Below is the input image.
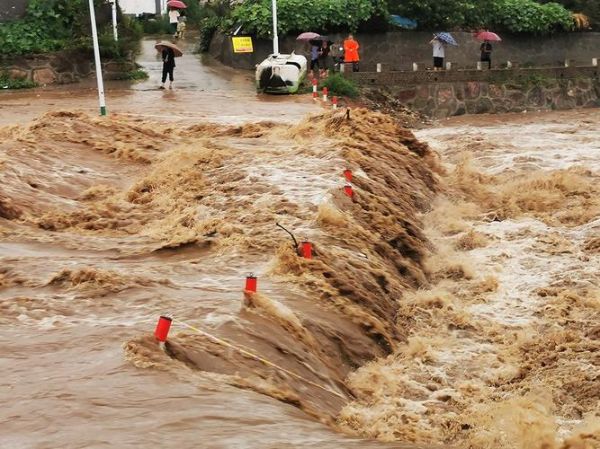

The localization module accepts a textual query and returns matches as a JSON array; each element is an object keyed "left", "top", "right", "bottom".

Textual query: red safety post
[
  {"left": 322, "top": 86, "right": 328, "bottom": 102},
  {"left": 332, "top": 96, "right": 338, "bottom": 109},
  {"left": 343, "top": 184, "right": 354, "bottom": 198},
  {"left": 245, "top": 275, "right": 257, "bottom": 293},
  {"left": 312, "top": 78, "right": 318, "bottom": 99},
  {"left": 301, "top": 241, "right": 313, "bottom": 259},
  {"left": 343, "top": 169, "right": 352, "bottom": 182},
  {"left": 154, "top": 315, "right": 172, "bottom": 342}
]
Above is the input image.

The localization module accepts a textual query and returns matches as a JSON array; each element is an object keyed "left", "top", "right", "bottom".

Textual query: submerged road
[{"left": 0, "top": 37, "right": 317, "bottom": 126}]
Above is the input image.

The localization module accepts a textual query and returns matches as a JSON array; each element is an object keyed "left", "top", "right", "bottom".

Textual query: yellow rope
[{"left": 173, "top": 318, "right": 346, "bottom": 399}]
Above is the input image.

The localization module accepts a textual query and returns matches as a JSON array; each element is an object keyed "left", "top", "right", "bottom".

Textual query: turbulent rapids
[{"left": 1, "top": 107, "right": 599, "bottom": 448}]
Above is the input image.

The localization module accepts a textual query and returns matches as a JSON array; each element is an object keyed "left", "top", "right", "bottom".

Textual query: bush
[
  {"left": 0, "top": 72, "right": 38, "bottom": 89},
  {"left": 230, "top": 0, "right": 387, "bottom": 38},
  {"left": 137, "top": 15, "right": 172, "bottom": 35},
  {"left": 319, "top": 74, "right": 359, "bottom": 98},
  {"left": 388, "top": 0, "right": 575, "bottom": 33},
  {"left": 489, "top": 0, "right": 573, "bottom": 33},
  {"left": 198, "top": 17, "right": 221, "bottom": 52},
  {"left": 0, "top": 0, "right": 143, "bottom": 56},
  {"left": 112, "top": 68, "right": 149, "bottom": 80}
]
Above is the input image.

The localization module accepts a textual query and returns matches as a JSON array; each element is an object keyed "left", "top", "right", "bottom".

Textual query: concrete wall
[
  {"left": 210, "top": 31, "right": 600, "bottom": 72},
  {"left": 353, "top": 67, "right": 600, "bottom": 118},
  {"left": 0, "top": 0, "right": 28, "bottom": 22}
]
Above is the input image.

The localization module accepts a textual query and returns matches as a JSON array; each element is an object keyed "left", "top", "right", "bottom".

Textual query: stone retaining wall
[
  {"left": 1, "top": 52, "right": 138, "bottom": 86},
  {"left": 353, "top": 67, "right": 600, "bottom": 118},
  {"left": 210, "top": 31, "right": 600, "bottom": 72}
]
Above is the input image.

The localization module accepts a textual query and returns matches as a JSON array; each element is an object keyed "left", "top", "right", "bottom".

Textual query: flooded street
[{"left": 1, "top": 38, "right": 599, "bottom": 449}]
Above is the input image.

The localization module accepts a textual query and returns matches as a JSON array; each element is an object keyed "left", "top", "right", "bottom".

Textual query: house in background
[{"left": 118, "top": 0, "right": 165, "bottom": 15}]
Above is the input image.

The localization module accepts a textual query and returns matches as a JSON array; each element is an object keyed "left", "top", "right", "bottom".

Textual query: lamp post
[
  {"left": 88, "top": 0, "right": 107, "bottom": 116},
  {"left": 272, "top": 0, "right": 278, "bottom": 55},
  {"left": 110, "top": 0, "right": 118, "bottom": 41}
]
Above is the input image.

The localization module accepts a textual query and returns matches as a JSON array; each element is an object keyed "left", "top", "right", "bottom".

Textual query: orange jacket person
[{"left": 343, "top": 34, "right": 360, "bottom": 72}]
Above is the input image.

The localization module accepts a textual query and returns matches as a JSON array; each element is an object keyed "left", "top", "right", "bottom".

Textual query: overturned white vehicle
[{"left": 255, "top": 53, "right": 307, "bottom": 94}]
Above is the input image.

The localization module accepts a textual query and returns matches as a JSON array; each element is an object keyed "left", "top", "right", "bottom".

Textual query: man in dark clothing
[
  {"left": 160, "top": 46, "right": 176, "bottom": 89},
  {"left": 480, "top": 40, "right": 492, "bottom": 69}
]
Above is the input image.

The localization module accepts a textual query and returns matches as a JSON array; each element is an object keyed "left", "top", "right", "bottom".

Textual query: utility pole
[
  {"left": 110, "top": 0, "right": 118, "bottom": 41},
  {"left": 272, "top": 0, "right": 278, "bottom": 55},
  {"left": 88, "top": 0, "right": 107, "bottom": 116}
]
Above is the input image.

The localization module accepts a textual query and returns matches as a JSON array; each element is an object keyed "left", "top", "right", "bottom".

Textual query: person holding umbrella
[
  {"left": 155, "top": 41, "right": 182, "bottom": 89},
  {"left": 480, "top": 40, "right": 492, "bottom": 69},
  {"left": 308, "top": 39, "right": 321, "bottom": 78},
  {"left": 168, "top": 7, "right": 180, "bottom": 35},
  {"left": 429, "top": 35, "right": 446, "bottom": 71},
  {"left": 429, "top": 32, "right": 458, "bottom": 71},
  {"left": 475, "top": 31, "right": 501, "bottom": 69}
]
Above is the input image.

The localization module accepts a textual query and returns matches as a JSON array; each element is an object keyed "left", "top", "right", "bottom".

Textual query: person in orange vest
[{"left": 343, "top": 34, "right": 360, "bottom": 72}]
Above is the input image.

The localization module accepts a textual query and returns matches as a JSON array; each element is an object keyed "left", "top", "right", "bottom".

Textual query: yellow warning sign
[{"left": 232, "top": 36, "right": 254, "bottom": 53}]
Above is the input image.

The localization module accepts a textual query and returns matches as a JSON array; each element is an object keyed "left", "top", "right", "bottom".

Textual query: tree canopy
[{"left": 231, "top": 0, "right": 584, "bottom": 37}]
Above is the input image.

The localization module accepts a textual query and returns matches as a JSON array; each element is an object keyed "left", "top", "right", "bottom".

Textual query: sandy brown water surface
[{"left": 1, "top": 38, "right": 599, "bottom": 449}]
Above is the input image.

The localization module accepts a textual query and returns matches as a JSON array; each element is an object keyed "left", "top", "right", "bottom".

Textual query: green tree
[
  {"left": 230, "top": 0, "right": 386, "bottom": 37},
  {"left": 539, "top": 0, "right": 600, "bottom": 26}
]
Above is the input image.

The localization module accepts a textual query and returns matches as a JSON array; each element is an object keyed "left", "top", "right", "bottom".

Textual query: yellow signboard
[{"left": 232, "top": 36, "right": 254, "bottom": 53}]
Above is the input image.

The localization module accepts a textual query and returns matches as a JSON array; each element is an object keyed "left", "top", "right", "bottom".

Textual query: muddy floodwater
[{"left": 1, "top": 39, "right": 599, "bottom": 449}]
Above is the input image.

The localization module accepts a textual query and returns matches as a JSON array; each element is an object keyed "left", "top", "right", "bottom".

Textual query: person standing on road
[
  {"left": 309, "top": 40, "right": 321, "bottom": 78},
  {"left": 160, "top": 45, "right": 176, "bottom": 89},
  {"left": 343, "top": 34, "right": 360, "bottom": 72},
  {"left": 430, "top": 36, "right": 445, "bottom": 71},
  {"left": 318, "top": 40, "right": 332, "bottom": 78},
  {"left": 480, "top": 40, "right": 492, "bottom": 69},
  {"left": 168, "top": 8, "right": 180, "bottom": 35}
]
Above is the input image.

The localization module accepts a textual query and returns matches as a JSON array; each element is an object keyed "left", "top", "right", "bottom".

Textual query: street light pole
[
  {"left": 110, "top": 0, "right": 118, "bottom": 41},
  {"left": 272, "top": 0, "right": 279, "bottom": 55},
  {"left": 88, "top": 0, "right": 107, "bottom": 116}
]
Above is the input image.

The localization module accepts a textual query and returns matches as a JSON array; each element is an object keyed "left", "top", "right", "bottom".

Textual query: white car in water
[{"left": 255, "top": 53, "right": 308, "bottom": 94}]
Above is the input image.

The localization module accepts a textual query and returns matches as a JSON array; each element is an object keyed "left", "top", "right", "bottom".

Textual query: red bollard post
[
  {"left": 343, "top": 184, "right": 354, "bottom": 198},
  {"left": 322, "top": 87, "right": 328, "bottom": 102},
  {"left": 312, "top": 79, "right": 318, "bottom": 99},
  {"left": 301, "top": 241, "right": 313, "bottom": 259},
  {"left": 245, "top": 275, "right": 257, "bottom": 293},
  {"left": 332, "top": 96, "right": 338, "bottom": 109},
  {"left": 154, "top": 315, "right": 172, "bottom": 342},
  {"left": 343, "top": 169, "right": 352, "bottom": 182}
]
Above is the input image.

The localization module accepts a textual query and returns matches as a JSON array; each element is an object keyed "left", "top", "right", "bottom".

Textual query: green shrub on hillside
[
  {"left": 230, "top": 0, "right": 387, "bottom": 38},
  {"left": 319, "top": 74, "right": 359, "bottom": 98},
  {"left": 0, "top": 72, "right": 38, "bottom": 89},
  {"left": 0, "top": 0, "right": 143, "bottom": 56},
  {"left": 198, "top": 17, "right": 221, "bottom": 52},
  {"left": 489, "top": 0, "right": 573, "bottom": 33},
  {"left": 388, "top": 0, "right": 574, "bottom": 33}
]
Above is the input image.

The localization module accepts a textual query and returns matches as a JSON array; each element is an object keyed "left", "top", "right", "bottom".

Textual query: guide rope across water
[{"left": 170, "top": 317, "right": 347, "bottom": 400}]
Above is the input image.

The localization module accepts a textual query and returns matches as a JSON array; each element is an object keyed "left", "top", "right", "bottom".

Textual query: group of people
[
  {"left": 309, "top": 34, "right": 360, "bottom": 78},
  {"left": 310, "top": 33, "right": 494, "bottom": 77},
  {"left": 430, "top": 34, "right": 493, "bottom": 70},
  {"left": 168, "top": 8, "right": 187, "bottom": 39}
]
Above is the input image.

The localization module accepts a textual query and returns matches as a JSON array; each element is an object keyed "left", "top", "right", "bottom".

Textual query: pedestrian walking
[
  {"left": 168, "top": 8, "right": 180, "bottom": 35},
  {"left": 480, "top": 40, "right": 492, "bottom": 69},
  {"left": 430, "top": 36, "right": 445, "bottom": 71},
  {"left": 160, "top": 45, "right": 176, "bottom": 89},
  {"left": 176, "top": 14, "right": 187, "bottom": 39},
  {"left": 343, "top": 34, "right": 360, "bottom": 72}
]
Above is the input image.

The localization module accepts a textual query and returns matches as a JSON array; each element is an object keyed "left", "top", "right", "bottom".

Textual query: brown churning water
[{"left": 0, "top": 107, "right": 599, "bottom": 448}]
